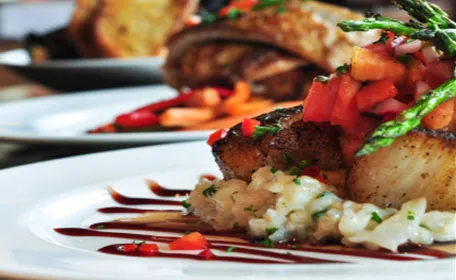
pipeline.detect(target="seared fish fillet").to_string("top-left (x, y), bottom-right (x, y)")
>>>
top-left (348, 129), bottom-right (456, 211)
top-left (212, 106), bottom-right (346, 182)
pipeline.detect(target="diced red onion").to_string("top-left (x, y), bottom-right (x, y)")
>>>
top-left (390, 36), bottom-right (407, 48)
top-left (395, 40), bottom-right (422, 56)
top-left (422, 46), bottom-right (440, 64)
top-left (415, 81), bottom-right (430, 99)
top-left (369, 98), bottom-right (409, 116)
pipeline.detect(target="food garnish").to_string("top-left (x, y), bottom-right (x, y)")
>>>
top-left (337, 0), bottom-right (456, 156)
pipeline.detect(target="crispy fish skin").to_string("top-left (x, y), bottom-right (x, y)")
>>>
top-left (212, 106), bottom-right (346, 182)
top-left (348, 129), bottom-right (456, 211)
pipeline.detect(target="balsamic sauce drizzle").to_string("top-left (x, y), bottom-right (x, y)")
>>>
top-left (55, 182), bottom-right (455, 263)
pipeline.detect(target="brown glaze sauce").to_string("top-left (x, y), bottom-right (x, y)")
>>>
top-left (55, 182), bottom-right (456, 264)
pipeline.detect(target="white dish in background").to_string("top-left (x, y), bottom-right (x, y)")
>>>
top-left (0, 49), bottom-right (165, 92)
top-left (0, 85), bottom-right (211, 145)
top-left (0, 141), bottom-right (454, 280)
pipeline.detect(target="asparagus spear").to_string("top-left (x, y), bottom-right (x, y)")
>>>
top-left (337, 0), bottom-right (456, 157)
top-left (357, 79), bottom-right (456, 157)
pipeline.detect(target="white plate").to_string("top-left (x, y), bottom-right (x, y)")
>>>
top-left (0, 142), bottom-right (455, 280)
top-left (0, 85), bottom-right (211, 145)
top-left (0, 49), bottom-right (164, 91)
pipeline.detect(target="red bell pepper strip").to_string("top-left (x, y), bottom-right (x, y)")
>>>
top-left (134, 92), bottom-right (196, 113)
top-left (207, 129), bottom-right (227, 146)
top-left (331, 74), bottom-right (362, 129)
top-left (198, 248), bottom-right (216, 260)
top-left (355, 79), bottom-right (398, 112)
top-left (168, 232), bottom-right (209, 250)
top-left (241, 118), bottom-right (261, 137)
top-left (138, 243), bottom-right (159, 255)
top-left (115, 111), bottom-right (160, 128)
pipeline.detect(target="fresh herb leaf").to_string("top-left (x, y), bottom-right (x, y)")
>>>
top-left (288, 167), bottom-right (301, 176)
top-left (312, 210), bottom-right (327, 220)
top-left (293, 178), bottom-right (301, 185)
top-left (375, 31), bottom-right (389, 45)
top-left (371, 212), bottom-right (383, 223)
top-left (420, 224), bottom-right (430, 230)
top-left (201, 13), bottom-right (217, 24)
top-left (298, 160), bottom-right (311, 169)
top-left (227, 8), bottom-right (243, 19)
top-left (232, 222), bottom-right (240, 230)
top-left (132, 240), bottom-right (146, 245)
top-left (227, 246), bottom-right (236, 252)
top-left (316, 191), bottom-right (330, 199)
top-left (255, 237), bottom-right (274, 248)
top-left (202, 184), bottom-right (217, 198)
top-left (270, 167), bottom-right (279, 174)
top-left (95, 224), bottom-right (105, 230)
top-left (253, 124), bottom-right (282, 139)
top-left (284, 153), bottom-right (294, 164)
top-left (407, 211), bottom-right (415, 221)
top-left (336, 63), bottom-right (351, 74)
top-left (276, 5), bottom-right (286, 14)
top-left (182, 200), bottom-right (191, 209)
top-left (266, 227), bottom-right (279, 235)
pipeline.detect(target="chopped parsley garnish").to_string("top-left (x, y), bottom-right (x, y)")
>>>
top-left (396, 55), bottom-right (410, 64)
top-left (244, 205), bottom-right (257, 212)
top-left (253, 0), bottom-right (286, 11)
top-left (375, 31), bottom-right (389, 45)
top-left (336, 63), bottom-right (351, 74)
top-left (316, 191), bottom-right (330, 199)
top-left (132, 240), bottom-right (146, 245)
top-left (274, 107), bottom-right (288, 116)
top-left (202, 184), bottom-right (217, 197)
top-left (276, 4), bottom-right (286, 14)
top-left (255, 237), bottom-right (274, 248)
top-left (292, 178), bottom-right (301, 185)
top-left (298, 160), bottom-right (311, 169)
top-left (95, 224), bottom-right (105, 230)
top-left (227, 246), bottom-right (236, 252)
top-left (184, 230), bottom-right (192, 235)
top-left (232, 222), bottom-right (240, 230)
top-left (182, 200), bottom-right (191, 209)
top-left (284, 153), bottom-right (294, 164)
top-left (227, 8), bottom-right (243, 19)
top-left (266, 227), bottom-right (279, 235)
top-left (253, 124), bottom-right (282, 139)
top-left (407, 211), bottom-right (415, 221)
top-left (288, 167), bottom-right (301, 176)
top-left (270, 167), bottom-right (279, 174)
top-left (314, 75), bottom-right (329, 83)
top-left (420, 224), bottom-right (430, 230)
top-left (312, 210), bottom-right (327, 220)
top-left (201, 13), bottom-right (217, 24)
top-left (371, 212), bottom-right (383, 223)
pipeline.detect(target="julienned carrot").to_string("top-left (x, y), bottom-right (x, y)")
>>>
top-left (228, 99), bottom-right (273, 116)
top-left (187, 101), bottom-right (302, 130)
top-left (223, 81), bottom-right (251, 115)
top-left (422, 99), bottom-right (455, 130)
top-left (160, 108), bottom-right (215, 127)
top-left (185, 88), bottom-right (222, 108)
top-left (351, 46), bottom-right (406, 84)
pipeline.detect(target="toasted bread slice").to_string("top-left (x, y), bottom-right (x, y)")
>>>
top-left (67, 0), bottom-right (99, 57)
top-left (93, 0), bottom-right (199, 58)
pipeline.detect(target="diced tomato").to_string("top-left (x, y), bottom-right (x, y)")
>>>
top-left (120, 244), bottom-right (138, 253)
top-left (340, 137), bottom-right (363, 165)
top-left (198, 248), bottom-right (216, 260)
top-left (355, 79), bottom-right (398, 112)
top-left (138, 244), bottom-right (159, 255)
top-left (241, 118), bottom-right (261, 137)
top-left (413, 52), bottom-right (426, 64)
top-left (422, 99), bottom-right (455, 130)
top-left (343, 116), bottom-right (380, 140)
top-left (303, 76), bottom-right (342, 122)
top-left (424, 60), bottom-right (455, 89)
top-left (351, 47), bottom-right (407, 84)
top-left (303, 80), bottom-right (327, 122)
top-left (134, 92), bottom-right (196, 113)
top-left (301, 166), bottom-right (321, 178)
top-left (168, 232), bottom-right (209, 250)
top-left (331, 74), bottom-right (362, 129)
top-left (115, 111), bottom-right (160, 128)
top-left (207, 129), bottom-right (227, 146)
top-left (368, 98), bottom-right (409, 117)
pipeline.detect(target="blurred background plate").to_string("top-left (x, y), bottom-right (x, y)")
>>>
top-left (0, 85), bottom-right (211, 145)
top-left (0, 48), bottom-right (165, 92)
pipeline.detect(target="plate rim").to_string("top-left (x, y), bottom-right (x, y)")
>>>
top-left (0, 85), bottom-right (212, 145)
top-left (0, 49), bottom-right (165, 69)
top-left (0, 141), bottom-right (454, 280)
